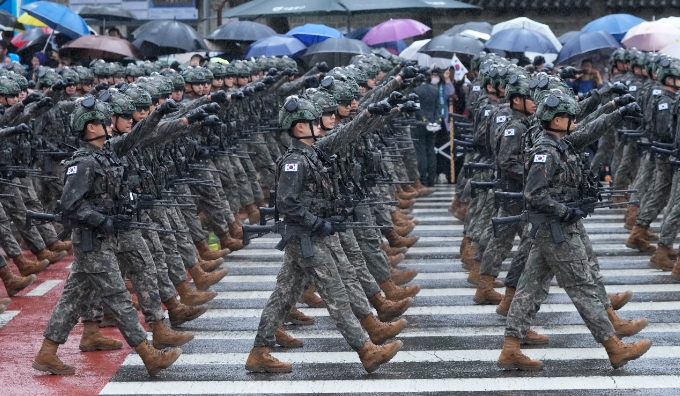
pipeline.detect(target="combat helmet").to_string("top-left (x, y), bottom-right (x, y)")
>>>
top-left (136, 77), bottom-right (163, 102)
top-left (75, 66), bottom-right (94, 85)
top-left (656, 58), bottom-right (680, 85)
top-left (110, 63), bottom-right (125, 79)
top-left (504, 74), bottom-right (532, 100)
top-left (279, 94), bottom-right (321, 130)
top-left (125, 64), bottom-right (145, 79)
top-left (306, 87), bottom-right (338, 114)
top-left (0, 76), bottom-right (20, 96)
top-left (102, 88), bottom-right (135, 116)
top-left (536, 91), bottom-right (580, 122)
top-left (119, 83), bottom-right (152, 108)
top-left (7, 72), bottom-right (28, 92)
top-left (6, 61), bottom-right (27, 77)
top-left (205, 61), bottom-right (226, 79)
top-left (36, 68), bottom-right (61, 90)
top-left (148, 74), bottom-right (173, 97)
top-left (162, 69), bottom-right (185, 91)
top-left (59, 66), bottom-right (80, 84)
top-left (232, 61), bottom-right (251, 78)
top-left (181, 67), bottom-right (206, 85)
top-left (71, 95), bottom-right (111, 133)
top-left (320, 75), bottom-right (355, 104)
top-left (90, 60), bottom-right (112, 78)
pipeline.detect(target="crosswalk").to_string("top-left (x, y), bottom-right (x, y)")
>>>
top-left (99, 185), bottom-right (680, 395)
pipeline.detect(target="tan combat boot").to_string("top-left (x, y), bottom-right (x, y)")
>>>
top-left (496, 336), bottom-right (544, 371)
top-left (0, 266), bottom-right (35, 296)
top-left (496, 287), bottom-right (515, 316)
top-left (47, 240), bottom-right (72, 253)
top-left (609, 291), bottom-right (633, 310)
top-left (195, 239), bottom-right (229, 261)
top-left (602, 335), bottom-right (652, 369)
top-left (644, 228), bottom-right (658, 241)
top-left (245, 346), bottom-right (292, 372)
top-left (649, 244), bottom-right (674, 271)
top-left (396, 185), bottom-right (419, 201)
top-left (229, 218), bottom-right (243, 239)
top-left (135, 339), bottom-right (182, 375)
top-left (275, 325), bottom-right (303, 348)
top-left (244, 204), bottom-right (260, 225)
top-left (389, 253), bottom-right (405, 267)
top-left (380, 279), bottom-right (421, 301)
top-left (390, 267), bottom-right (418, 285)
top-left (285, 306), bottom-right (315, 325)
top-left (626, 225), bottom-right (656, 252)
top-left (624, 206), bottom-right (638, 230)
top-left (151, 320), bottom-right (194, 349)
top-left (79, 321), bottom-right (123, 352)
top-left (393, 223), bottom-right (416, 237)
top-left (0, 297), bottom-right (10, 307)
top-left (473, 275), bottom-right (503, 305)
top-left (413, 180), bottom-right (435, 196)
top-left (298, 286), bottom-right (325, 308)
top-left (460, 235), bottom-right (470, 255)
top-left (606, 307), bottom-right (648, 338)
top-left (402, 183), bottom-right (418, 194)
top-left (188, 264), bottom-right (227, 291)
top-left (467, 261), bottom-right (481, 285)
top-left (199, 257), bottom-right (224, 273)
top-left (12, 254), bottom-right (49, 277)
top-left (397, 196), bottom-right (415, 209)
top-left (176, 280), bottom-right (218, 306)
top-left (449, 195), bottom-right (461, 215)
top-left (358, 340), bottom-right (403, 373)
top-left (36, 249), bottom-right (67, 265)
top-left (386, 230), bottom-right (419, 248)
top-left (218, 232), bottom-right (245, 251)
top-left (521, 329), bottom-right (549, 345)
top-left (164, 296), bottom-right (208, 326)
top-left (32, 338), bottom-right (75, 375)
top-left (673, 257), bottom-right (680, 280)
top-left (369, 293), bottom-right (412, 322)
top-left (361, 314), bottom-right (407, 345)
top-left (669, 247), bottom-right (679, 260)
top-left (382, 242), bottom-right (407, 256)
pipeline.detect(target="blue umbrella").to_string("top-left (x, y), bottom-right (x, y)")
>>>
top-left (556, 31), bottom-right (621, 67)
top-left (246, 35), bottom-right (307, 58)
top-left (286, 24), bottom-right (343, 46)
top-left (22, 1), bottom-right (89, 39)
top-left (485, 28), bottom-right (558, 54)
top-left (582, 14), bottom-right (644, 41)
top-left (346, 27), bottom-right (371, 40)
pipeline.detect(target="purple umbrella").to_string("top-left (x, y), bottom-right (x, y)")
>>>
top-left (362, 19), bottom-right (431, 46)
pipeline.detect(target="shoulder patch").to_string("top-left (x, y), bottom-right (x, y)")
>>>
top-left (629, 85), bottom-right (637, 92)
top-left (659, 103), bottom-right (669, 111)
top-left (496, 115), bottom-right (507, 124)
top-left (284, 163), bottom-right (298, 172)
top-left (533, 154), bottom-right (547, 163)
top-left (484, 109), bottom-right (490, 117)
top-left (504, 128), bottom-right (515, 136)
top-left (66, 166), bottom-right (78, 175)
top-left (626, 80), bottom-right (631, 85)
top-left (472, 85), bottom-right (481, 92)
top-left (653, 89), bottom-right (662, 96)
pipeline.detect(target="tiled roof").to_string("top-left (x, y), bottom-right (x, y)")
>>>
top-left (461, 0), bottom-right (592, 8)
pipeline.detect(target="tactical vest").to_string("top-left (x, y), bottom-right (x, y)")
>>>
top-left (65, 147), bottom-right (124, 215)
top-left (280, 146), bottom-right (335, 219)
top-left (531, 134), bottom-right (583, 202)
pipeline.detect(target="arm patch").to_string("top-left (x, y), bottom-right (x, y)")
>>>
top-left (533, 154), bottom-right (547, 163)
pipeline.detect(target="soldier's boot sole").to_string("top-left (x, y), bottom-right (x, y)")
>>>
top-left (245, 363), bottom-right (293, 373)
top-left (610, 341), bottom-right (652, 369)
top-left (625, 241), bottom-right (656, 252)
top-left (79, 343), bottom-right (123, 352)
top-left (285, 316), bottom-right (315, 325)
top-left (169, 305), bottom-right (209, 327)
top-left (32, 361), bottom-right (75, 375)
top-left (616, 319), bottom-right (648, 338)
top-left (496, 360), bottom-right (544, 371)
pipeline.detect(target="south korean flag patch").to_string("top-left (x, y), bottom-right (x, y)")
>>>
top-left (629, 85), bottom-right (637, 92)
top-left (504, 128), bottom-right (515, 136)
top-left (484, 109), bottom-right (490, 117)
top-left (66, 166), bottom-right (78, 175)
top-left (496, 115), bottom-right (507, 124)
top-left (472, 85), bottom-right (481, 92)
top-left (284, 163), bottom-right (298, 172)
top-left (659, 103), bottom-right (669, 111)
top-left (534, 154), bottom-right (547, 163)
top-left (653, 89), bottom-right (662, 96)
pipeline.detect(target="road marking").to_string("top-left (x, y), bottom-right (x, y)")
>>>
top-left (0, 310), bottom-right (19, 328)
top-left (65, 261), bottom-right (72, 269)
top-left (25, 280), bottom-right (62, 297)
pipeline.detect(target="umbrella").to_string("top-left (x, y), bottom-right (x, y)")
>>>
top-left (245, 35), bottom-right (307, 58)
top-left (443, 21), bottom-right (492, 36)
top-left (557, 31), bottom-right (580, 45)
top-left (372, 40), bottom-right (407, 55)
top-left (0, 10), bottom-right (23, 31)
top-left (77, 5), bottom-right (136, 30)
top-left (418, 33), bottom-right (484, 58)
top-left (286, 24), bottom-right (343, 46)
top-left (12, 27), bottom-right (52, 48)
top-left (400, 38), bottom-right (453, 68)
top-left (302, 37), bottom-right (372, 68)
top-left (131, 20), bottom-right (208, 57)
top-left (362, 19), bottom-right (430, 45)
top-left (17, 34), bottom-right (71, 64)
top-left (556, 31), bottom-right (621, 67)
top-left (18, 13), bottom-right (46, 28)
top-left (224, 0), bottom-right (347, 18)
top-left (582, 14), bottom-right (644, 41)
top-left (658, 17), bottom-right (680, 30)
top-left (60, 35), bottom-right (143, 61)
top-left (346, 27), bottom-right (371, 40)
top-left (341, 0), bottom-right (476, 12)
top-left (492, 17), bottom-right (562, 51)
top-left (660, 42), bottom-right (680, 59)
top-left (621, 21), bottom-right (680, 52)
top-left (209, 21), bottom-right (276, 42)
top-left (22, 1), bottom-right (90, 39)
top-left (486, 28), bottom-right (559, 54)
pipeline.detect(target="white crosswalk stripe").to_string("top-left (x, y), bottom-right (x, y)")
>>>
top-left (100, 185), bottom-right (680, 395)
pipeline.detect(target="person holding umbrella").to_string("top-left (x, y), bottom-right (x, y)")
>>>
top-left (412, 68), bottom-right (443, 188)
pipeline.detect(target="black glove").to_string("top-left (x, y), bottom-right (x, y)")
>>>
top-left (27, 81), bottom-right (35, 90)
top-left (611, 82), bottom-right (628, 95)
top-left (21, 92), bottom-right (41, 106)
top-left (231, 91), bottom-right (245, 101)
top-left (399, 100), bottom-right (420, 112)
top-left (614, 93), bottom-right (635, 107)
top-left (316, 61), bottom-right (329, 73)
top-left (312, 218), bottom-right (335, 238)
top-left (99, 215), bottom-right (131, 233)
top-left (157, 99), bottom-right (178, 115)
top-left (267, 68), bottom-right (279, 77)
top-left (367, 99), bottom-right (392, 116)
top-left (619, 102), bottom-right (642, 117)
top-left (201, 115), bottom-right (222, 127)
top-left (282, 67), bottom-right (297, 77)
top-left (64, 77), bottom-right (76, 86)
top-left (254, 82), bottom-right (266, 92)
top-left (51, 79), bottom-right (67, 91)
top-left (95, 82), bottom-right (109, 92)
top-left (262, 75), bottom-right (277, 85)
top-left (406, 93), bottom-right (420, 102)
top-left (210, 90), bottom-right (228, 103)
top-left (562, 207), bottom-right (586, 222)
top-left (36, 97), bottom-right (54, 109)
top-left (412, 73), bottom-right (426, 85)
top-left (185, 108), bottom-right (208, 124)
top-left (115, 82), bottom-right (127, 89)
top-left (8, 124), bottom-right (31, 135)
top-left (242, 86), bottom-right (255, 96)
top-left (387, 91), bottom-right (405, 106)
top-left (201, 103), bottom-right (220, 114)
top-left (398, 65), bottom-right (417, 80)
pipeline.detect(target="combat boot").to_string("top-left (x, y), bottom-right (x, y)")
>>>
top-left (454, 203), bottom-right (468, 221)
top-left (609, 291), bottom-right (633, 310)
top-left (624, 206), bottom-right (638, 230)
top-left (188, 264), bottom-right (227, 291)
top-left (32, 338), bottom-right (75, 375)
top-left (386, 230), bottom-right (419, 248)
top-left (0, 304), bottom-right (5, 314)
top-left (390, 267), bottom-right (418, 285)
top-left (449, 195), bottom-right (461, 215)
top-left (467, 261), bottom-right (482, 285)
top-left (285, 306), bottom-right (314, 325)
top-left (0, 266), bottom-right (35, 296)
top-left (369, 293), bottom-right (412, 322)
top-left (473, 275), bottom-right (503, 305)
top-left (396, 185), bottom-right (419, 200)
top-left (164, 296), bottom-right (208, 326)
top-left (358, 340), bottom-right (403, 373)
top-left (606, 307), bottom-right (648, 337)
top-left (244, 203), bottom-right (260, 225)
top-left (98, 310), bottom-right (116, 328)
top-left (151, 319), bottom-right (194, 349)
top-left (176, 281), bottom-right (217, 306)
top-left (218, 232), bottom-right (245, 251)
top-left (379, 279), bottom-right (420, 301)
top-left (391, 214), bottom-right (416, 228)
top-left (12, 254), bottom-right (49, 277)
top-left (497, 336), bottom-right (544, 371)
top-left (382, 242), bottom-right (407, 256)
top-left (521, 329), bottom-right (549, 345)
top-left (397, 196), bottom-right (415, 209)
top-left (275, 325), bottom-right (303, 348)
top-left (79, 321), bottom-right (123, 352)
top-left (245, 346), bottom-right (292, 373)
top-left (36, 249), bottom-right (67, 265)
top-left (47, 240), bottom-right (72, 253)
top-left (672, 257), bottom-right (680, 280)
top-left (389, 253), bottom-right (405, 267)
top-left (298, 286), bottom-right (324, 308)
top-left (229, 218), bottom-right (243, 239)
top-left (413, 180), bottom-right (435, 196)
top-left (396, 208), bottom-right (414, 218)
top-left (602, 335), bottom-right (652, 369)
top-left (626, 225), bottom-right (656, 252)
top-left (393, 223), bottom-right (415, 237)
top-left (644, 228), bottom-right (658, 241)
top-left (361, 314), bottom-right (407, 345)
top-left (0, 297), bottom-right (10, 306)
top-left (669, 247), bottom-right (679, 260)
top-left (496, 287), bottom-right (515, 316)
top-left (402, 183), bottom-right (419, 194)
top-left (649, 244), bottom-right (674, 270)
top-left (199, 257), bottom-right (224, 273)
top-left (460, 235), bottom-right (470, 254)
top-left (195, 239), bottom-right (229, 261)
top-left (135, 339), bottom-right (182, 376)
top-left (461, 242), bottom-right (477, 266)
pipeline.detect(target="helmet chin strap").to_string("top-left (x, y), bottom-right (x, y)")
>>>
top-left (546, 118), bottom-right (573, 135)
top-left (291, 121), bottom-right (320, 141)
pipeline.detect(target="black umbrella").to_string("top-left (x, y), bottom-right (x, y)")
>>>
top-left (130, 20), bottom-right (208, 57)
top-left (419, 34), bottom-right (484, 58)
top-left (209, 21), bottom-right (275, 42)
top-left (17, 34), bottom-right (71, 64)
top-left (302, 37), bottom-right (372, 68)
top-left (77, 5), bottom-right (137, 21)
top-left (443, 21), bottom-right (492, 36)
top-left (0, 10), bottom-right (23, 31)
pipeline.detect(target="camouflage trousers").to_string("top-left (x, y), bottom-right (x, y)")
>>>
top-left (505, 224), bottom-right (615, 343)
top-left (0, 182), bottom-right (47, 252)
top-left (254, 235), bottom-right (369, 350)
top-left (212, 155), bottom-right (242, 214)
top-left (19, 176), bottom-right (59, 249)
top-left (138, 211), bottom-right (176, 302)
top-left (327, 234), bottom-right (373, 319)
top-left (612, 141), bottom-right (639, 191)
top-left (353, 205), bottom-right (391, 285)
top-left (503, 233), bottom-right (532, 289)
top-left (610, 134), bottom-right (625, 179)
top-left (149, 205), bottom-right (194, 285)
top-left (228, 156), bottom-right (255, 209)
top-left (658, 171), bottom-right (680, 248)
top-left (33, 160), bottom-right (65, 214)
top-left (247, 133), bottom-right (276, 198)
top-left (630, 153), bottom-right (655, 205)
top-left (590, 131), bottom-right (617, 179)
top-left (239, 155), bottom-right (265, 203)
top-left (455, 152), bottom-right (475, 203)
top-left (479, 206), bottom-right (524, 278)
top-left (398, 133), bottom-right (421, 182)
top-left (189, 161), bottom-right (235, 230)
top-left (468, 188), bottom-right (495, 243)
top-left (463, 168), bottom-right (493, 235)
top-left (338, 229), bottom-right (382, 298)
top-left (0, 196), bottom-right (22, 258)
top-left (636, 157), bottom-right (672, 228)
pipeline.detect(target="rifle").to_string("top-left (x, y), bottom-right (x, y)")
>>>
top-left (470, 181), bottom-right (496, 198)
top-left (464, 162), bottom-right (494, 179)
top-left (494, 191), bottom-right (524, 211)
